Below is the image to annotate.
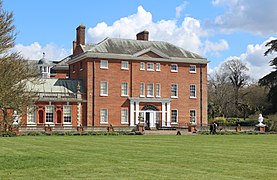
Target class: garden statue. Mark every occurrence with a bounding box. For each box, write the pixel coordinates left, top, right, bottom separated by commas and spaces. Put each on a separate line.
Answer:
257, 114, 265, 126
12, 110, 19, 126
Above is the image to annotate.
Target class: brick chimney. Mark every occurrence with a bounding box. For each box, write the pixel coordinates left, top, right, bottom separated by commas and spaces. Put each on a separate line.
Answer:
136, 30, 149, 41
76, 24, 86, 45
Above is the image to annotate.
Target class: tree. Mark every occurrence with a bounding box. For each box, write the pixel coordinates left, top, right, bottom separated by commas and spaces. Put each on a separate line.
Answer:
259, 39, 277, 113
0, 0, 39, 131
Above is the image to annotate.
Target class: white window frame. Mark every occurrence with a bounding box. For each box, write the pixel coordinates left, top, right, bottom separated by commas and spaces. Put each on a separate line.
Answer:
121, 61, 129, 70
190, 110, 196, 124
156, 83, 161, 97
140, 62, 145, 70
171, 84, 178, 98
27, 105, 36, 125
100, 108, 108, 124
189, 65, 196, 73
121, 108, 129, 124
147, 63, 154, 71
156, 63, 161, 71
147, 83, 154, 97
100, 60, 108, 69
45, 105, 54, 124
63, 105, 72, 125
171, 110, 178, 124
100, 81, 108, 96
140, 82, 145, 97
121, 82, 128, 96
171, 64, 178, 72
190, 84, 196, 98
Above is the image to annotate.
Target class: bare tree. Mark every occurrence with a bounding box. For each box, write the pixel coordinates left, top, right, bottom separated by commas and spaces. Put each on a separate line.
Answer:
0, 0, 39, 131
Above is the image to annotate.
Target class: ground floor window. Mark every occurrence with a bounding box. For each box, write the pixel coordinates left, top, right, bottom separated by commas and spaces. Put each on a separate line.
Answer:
190, 110, 196, 124
45, 105, 54, 123
100, 109, 108, 124
171, 110, 178, 123
27, 106, 36, 124
121, 109, 128, 124
63, 105, 72, 124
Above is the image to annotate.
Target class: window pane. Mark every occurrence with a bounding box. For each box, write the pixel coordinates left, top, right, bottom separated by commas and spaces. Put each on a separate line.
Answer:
100, 81, 108, 96
147, 63, 154, 71
121, 109, 128, 123
140, 62, 145, 70
171, 84, 178, 97
27, 106, 36, 124
64, 105, 72, 123
171, 110, 177, 123
190, 65, 196, 72
140, 82, 145, 97
171, 64, 178, 72
190, 110, 196, 123
121, 82, 128, 96
147, 84, 154, 97
100, 109, 108, 123
190, 85, 196, 98
46, 106, 54, 123
156, 83, 161, 97
121, 61, 129, 69
156, 63, 161, 71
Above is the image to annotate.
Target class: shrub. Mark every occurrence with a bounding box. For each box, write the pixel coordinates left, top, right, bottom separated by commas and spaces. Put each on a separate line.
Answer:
0, 131, 16, 137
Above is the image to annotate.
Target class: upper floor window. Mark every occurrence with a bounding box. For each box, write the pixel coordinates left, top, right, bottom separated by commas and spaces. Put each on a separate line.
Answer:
171, 84, 178, 98
190, 84, 196, 98
72, 65, 76, 73
100, 81, 108, 96
147, 63, 154, 71
121, 61, 129, 70
45, 105, 54, 123
171, 110, 178, 123
190, 110, 196, 124
171, 64, 178, 72
27, 106, 36, 125
156, 63, 161, 71
100, 109, 108, 124
147, 83, 154, 97
121, 82, 128, 96
190, 65, 196, 73
100, 60, 108, 69
121, 109, 129, 124
156, 83, 161, 97
63, 105, 72, 124
140, 82, 145, 97
140, 62, 145, 70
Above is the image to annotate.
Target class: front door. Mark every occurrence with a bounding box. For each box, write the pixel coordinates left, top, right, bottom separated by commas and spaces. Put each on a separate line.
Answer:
146, 112, 150, 129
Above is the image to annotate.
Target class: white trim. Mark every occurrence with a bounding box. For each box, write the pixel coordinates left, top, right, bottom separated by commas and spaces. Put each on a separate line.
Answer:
121, 108, 129, 124
100, 108, 108, 124
147, 83, 154, 97
156, 63, 161, 71
171, 84, 178, 98
190, 84, 196, 98
147, 62, 154, 71
171, 109, 178, 124
121, 61, 129, 70
140, 82, 145, 97
190, 109, 197, 124
171, 64, 178, 72
189, 65, 196, 73
121, 82, 129, 96
100, 81, 108, 96
63, 105, 72, 125
100, 60, 108, 69
140, 62, 145, 70
156, 83, 161, 97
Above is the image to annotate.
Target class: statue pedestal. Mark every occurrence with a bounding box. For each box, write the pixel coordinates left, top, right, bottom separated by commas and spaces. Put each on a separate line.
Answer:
256, 124, 266, 133
138, 123, 145, 132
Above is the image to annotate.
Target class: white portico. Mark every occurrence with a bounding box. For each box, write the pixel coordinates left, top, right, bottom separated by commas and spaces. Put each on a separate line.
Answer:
129, 97, 171, 128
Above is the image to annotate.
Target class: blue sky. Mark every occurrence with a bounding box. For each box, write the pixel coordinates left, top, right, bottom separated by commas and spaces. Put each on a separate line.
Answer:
4, 0, 277, 80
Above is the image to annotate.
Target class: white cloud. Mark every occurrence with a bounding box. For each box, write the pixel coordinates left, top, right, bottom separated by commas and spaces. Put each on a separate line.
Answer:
176, 1, 188, 18
87, 5, 227, 57
13, 42, 71, 61
203, 39, 229, 57
212, 0, 277, 35
210, 37, 276, 80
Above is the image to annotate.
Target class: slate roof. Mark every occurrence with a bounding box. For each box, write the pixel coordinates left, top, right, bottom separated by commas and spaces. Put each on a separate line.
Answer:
83, 38, 204, 59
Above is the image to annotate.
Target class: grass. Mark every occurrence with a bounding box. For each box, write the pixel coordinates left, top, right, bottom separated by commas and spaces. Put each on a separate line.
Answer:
0, 135, 277, 180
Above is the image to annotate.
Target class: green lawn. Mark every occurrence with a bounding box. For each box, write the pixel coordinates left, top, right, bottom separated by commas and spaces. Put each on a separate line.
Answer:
0, 135, 276, 180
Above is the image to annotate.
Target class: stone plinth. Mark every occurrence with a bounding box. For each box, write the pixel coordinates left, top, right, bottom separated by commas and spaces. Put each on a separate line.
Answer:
138, 123, 145, 132
256, 123, 266, 133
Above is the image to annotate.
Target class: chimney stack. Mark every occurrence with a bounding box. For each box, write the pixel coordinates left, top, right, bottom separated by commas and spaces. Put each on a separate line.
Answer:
136, 30, 149, 41
76, 24, 86, 45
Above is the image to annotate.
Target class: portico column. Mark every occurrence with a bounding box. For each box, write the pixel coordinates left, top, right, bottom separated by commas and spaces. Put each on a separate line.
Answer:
77, 102, 82, 126
162, 102, 166, 127
135, 101, 139, 124
166, 102, 171, 127
130, 100, 134, 126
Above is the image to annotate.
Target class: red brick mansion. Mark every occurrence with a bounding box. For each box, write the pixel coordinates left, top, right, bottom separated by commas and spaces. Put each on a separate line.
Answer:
20, 25, 208, 130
